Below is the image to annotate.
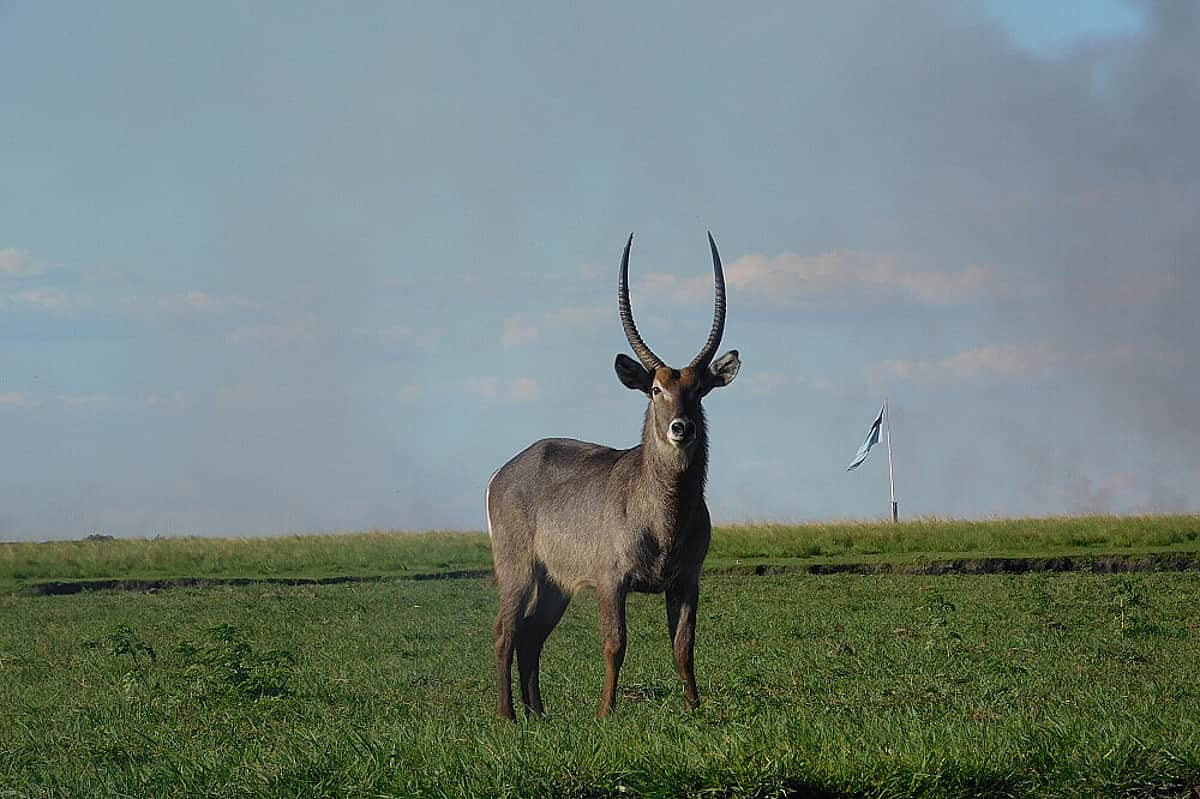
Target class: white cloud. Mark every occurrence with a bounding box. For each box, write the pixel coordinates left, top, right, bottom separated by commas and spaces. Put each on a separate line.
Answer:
215, 383, 285, 410
61, 394, 112, 410
872, 342, 1174, 388
14, 289, 69, 310
465, 377, 500, 398
465, 376, 543, 403
542, 304, 607, 328
502, 305, 607, 347
636, 251, 995, 307
872, 342, 1060, 385
509, 377, 543, 402
502, 314, 539, 346
225, 313, 318, 346
743, 372, 836, 396
882, 263, 993, 305
635, 271, 712, 304
746, 372, 793, 395
0, 391, 35, 408
396, 384, 424, 402
732, 251, 994, 304
0, 288, 91, 313
0, 249, 45, 277
376, 325, 442, 349
158, 291, 259, 314
144, 391, 188, 410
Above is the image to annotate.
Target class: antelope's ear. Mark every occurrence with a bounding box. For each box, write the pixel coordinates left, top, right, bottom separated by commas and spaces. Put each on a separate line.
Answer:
701, 350, 740, 395
615, 354, 652, 394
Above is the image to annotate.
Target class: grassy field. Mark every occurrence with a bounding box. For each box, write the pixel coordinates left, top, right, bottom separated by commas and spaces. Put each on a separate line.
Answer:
3, 514, 1198, 591
3, 516, 1200, 797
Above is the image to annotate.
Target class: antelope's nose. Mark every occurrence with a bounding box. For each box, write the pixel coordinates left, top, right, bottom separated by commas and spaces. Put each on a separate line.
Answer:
668, 418, 695, 442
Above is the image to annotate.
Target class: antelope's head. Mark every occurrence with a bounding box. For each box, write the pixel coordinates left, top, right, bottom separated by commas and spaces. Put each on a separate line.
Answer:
613, 233, 741, 461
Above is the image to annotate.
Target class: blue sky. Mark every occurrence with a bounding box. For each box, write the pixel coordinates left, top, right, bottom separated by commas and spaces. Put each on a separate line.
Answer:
3, 2, 1197, 540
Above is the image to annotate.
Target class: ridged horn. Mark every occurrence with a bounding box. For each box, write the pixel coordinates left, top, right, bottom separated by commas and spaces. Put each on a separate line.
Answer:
617, 233, 665, 371
688, 232, 726, 370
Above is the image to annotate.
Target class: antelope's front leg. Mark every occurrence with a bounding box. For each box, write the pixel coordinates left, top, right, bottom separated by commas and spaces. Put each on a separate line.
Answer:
596, 586, 628, 717
666, 579, 700, 710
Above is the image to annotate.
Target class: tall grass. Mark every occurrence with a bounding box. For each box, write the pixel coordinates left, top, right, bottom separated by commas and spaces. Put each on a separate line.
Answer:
708, 514, 1200, 563
2, 515, 1197, 590
0, 531, 492, 587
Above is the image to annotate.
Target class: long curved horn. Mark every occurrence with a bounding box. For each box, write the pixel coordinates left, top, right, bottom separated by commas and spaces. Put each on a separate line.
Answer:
688, 232, 726, 370
618, 233, 665, 371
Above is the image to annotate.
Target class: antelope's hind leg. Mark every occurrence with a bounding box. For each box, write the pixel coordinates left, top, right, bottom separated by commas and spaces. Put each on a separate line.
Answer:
493, 582, 526, 721
493, 543, 539, 721
515, 576, 570, 718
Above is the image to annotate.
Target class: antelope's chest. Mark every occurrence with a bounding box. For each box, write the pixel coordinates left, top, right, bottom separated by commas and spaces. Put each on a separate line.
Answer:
624, 528, 695, 593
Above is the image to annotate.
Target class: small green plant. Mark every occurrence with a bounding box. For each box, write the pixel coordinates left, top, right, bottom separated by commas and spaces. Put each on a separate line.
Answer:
918, 588, 962, 649
84, 623, 157, 666
1108, 576, 1163, 638
175, 623, 296, 701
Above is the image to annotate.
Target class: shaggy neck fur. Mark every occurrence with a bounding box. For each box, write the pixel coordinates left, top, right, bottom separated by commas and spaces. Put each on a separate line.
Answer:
634, 403, 709, 537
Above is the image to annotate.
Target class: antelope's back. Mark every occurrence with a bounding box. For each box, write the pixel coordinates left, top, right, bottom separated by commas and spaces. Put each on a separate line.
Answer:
487, 438, 635, 568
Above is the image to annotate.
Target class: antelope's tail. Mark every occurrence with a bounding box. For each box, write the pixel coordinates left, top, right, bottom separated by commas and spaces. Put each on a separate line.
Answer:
485, 469, 499, 582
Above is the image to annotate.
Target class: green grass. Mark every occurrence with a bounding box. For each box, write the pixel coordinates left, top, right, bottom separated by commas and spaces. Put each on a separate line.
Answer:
3, 571, 1199, 797
707, 514, 1200, 565
4, 516, 1200, 796
0, 530, 493, 591
3, 515, 1197, 592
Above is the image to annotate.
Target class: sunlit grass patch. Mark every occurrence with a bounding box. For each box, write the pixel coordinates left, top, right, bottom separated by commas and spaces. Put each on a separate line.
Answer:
3, 571, 1199, 796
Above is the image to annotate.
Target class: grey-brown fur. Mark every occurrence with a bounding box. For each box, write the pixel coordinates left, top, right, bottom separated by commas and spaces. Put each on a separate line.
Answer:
487, 234, 740, 719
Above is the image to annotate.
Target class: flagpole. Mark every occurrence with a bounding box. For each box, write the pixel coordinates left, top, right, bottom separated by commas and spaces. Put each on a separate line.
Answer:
885, 398, 897, 522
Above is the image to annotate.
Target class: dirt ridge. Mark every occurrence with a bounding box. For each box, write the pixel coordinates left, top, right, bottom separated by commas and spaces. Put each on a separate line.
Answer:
18, 568, 492, 596
746, 553, 1200, 576
17, 552, 1200, 596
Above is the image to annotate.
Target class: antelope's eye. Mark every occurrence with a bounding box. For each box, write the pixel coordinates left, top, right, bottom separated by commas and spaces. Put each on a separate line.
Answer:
651, 386, 662, 396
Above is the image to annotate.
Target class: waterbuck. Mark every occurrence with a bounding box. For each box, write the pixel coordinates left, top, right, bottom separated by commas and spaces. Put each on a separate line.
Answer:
486, 233, 740, 719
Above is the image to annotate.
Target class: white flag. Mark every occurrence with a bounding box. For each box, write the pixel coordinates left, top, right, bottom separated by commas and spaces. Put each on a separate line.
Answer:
846, 404, 885, 471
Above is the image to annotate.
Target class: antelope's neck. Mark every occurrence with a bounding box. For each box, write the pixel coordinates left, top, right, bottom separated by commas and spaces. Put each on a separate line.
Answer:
636, 434, 708, 540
